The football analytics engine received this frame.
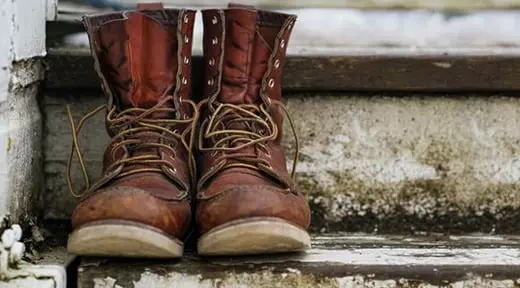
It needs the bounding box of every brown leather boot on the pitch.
[196,5,311,256]
[66,4,197,258]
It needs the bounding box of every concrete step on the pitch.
[77,234,520,288]
[0,247,72,288]
[43,87,520,234]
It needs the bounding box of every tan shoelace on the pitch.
[66,95,198,199]
[198,98,299,179]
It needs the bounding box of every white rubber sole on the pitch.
[197,217,311,256]
[67,220,183,258]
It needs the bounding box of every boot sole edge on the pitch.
[197,217,311,256]
[67,220,183,258]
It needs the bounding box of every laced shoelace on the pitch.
[66,94,199,199]
[198,98,299,180]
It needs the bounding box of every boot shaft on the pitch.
[83,7,196,111]
[75,6,198,195]
[201,7,296,105]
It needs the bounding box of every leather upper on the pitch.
[196,7,310,234]
[71,6,196,240]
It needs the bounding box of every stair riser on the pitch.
[44,92,520,233]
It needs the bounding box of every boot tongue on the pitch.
[218,8,267,105]
[215,8,277,153]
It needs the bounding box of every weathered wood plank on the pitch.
[77,235,520,288]
[46,47,520,91]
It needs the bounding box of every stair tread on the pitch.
[45,44,520,91]
[77,235,520,287]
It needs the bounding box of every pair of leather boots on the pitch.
[66,3,311,258]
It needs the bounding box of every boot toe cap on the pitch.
[71,186,191,239]
[196,184,310,234]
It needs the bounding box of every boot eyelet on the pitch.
[166,167,177,174]
[184,36,189,44]
[265,97,272,106]
[182,77,187,85]
[274,59,280,68]
[280,39,285,48]
[268,79,275,88]
[208,78,215,86]
[212,37,218,45]
[212,16,218,24]
[183,56,189,64]
[209,58,215,66]
[183,14,189,23]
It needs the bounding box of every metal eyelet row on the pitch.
[207,13,221,87]
[267,24,293,89]
[181,13,190,87]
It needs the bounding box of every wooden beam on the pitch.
[46,47,520,92]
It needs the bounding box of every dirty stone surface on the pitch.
[78,235,520,288]
[43,91,520,233]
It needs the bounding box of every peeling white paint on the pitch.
[90,259,520,288]
[94,276,121,288]
[83,236,520,288]
[92,273,520,288]
[207,248,520,266]
[0,264,66,288]
[307,248,520,266]
[133,273,212,288]
[337,276,520,288]
[0,278,56,288]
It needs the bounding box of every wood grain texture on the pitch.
[47,47,520,92]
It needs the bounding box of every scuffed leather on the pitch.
[71,186,191,238]
[197,7,310,234]
[197,183,310,234]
